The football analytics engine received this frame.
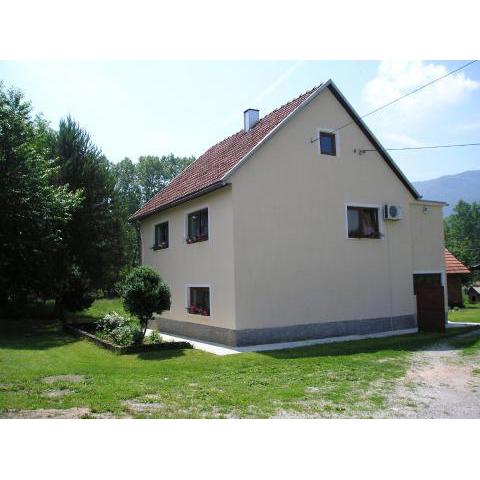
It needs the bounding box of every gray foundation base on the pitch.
[149,314,417,347]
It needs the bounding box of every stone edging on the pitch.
[64,324,192,354]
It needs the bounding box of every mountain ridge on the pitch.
[412,170,480,216]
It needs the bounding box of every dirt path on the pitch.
[381,331,480,418]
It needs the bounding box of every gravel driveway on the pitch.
[382,330,480,418]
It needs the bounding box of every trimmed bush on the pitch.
[120,266,170,342]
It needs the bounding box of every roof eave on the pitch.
[129,181,227,222]
[415,198,448,206]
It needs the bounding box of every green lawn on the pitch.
[448,300,480,324]
[67,297,129,324]
[2,299,480,418]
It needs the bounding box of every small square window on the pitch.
[187,286,210,316]
[319,131,336,156]
[347,206,381,239]
[187,208,208,243]
[154,222,169,249]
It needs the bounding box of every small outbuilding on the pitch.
[445,249,470,307]
[467,286,480,304]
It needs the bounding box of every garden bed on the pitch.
[64,324,192,354]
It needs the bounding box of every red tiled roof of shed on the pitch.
[445,248,470,275]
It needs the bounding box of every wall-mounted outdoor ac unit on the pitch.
[384,204,403,220]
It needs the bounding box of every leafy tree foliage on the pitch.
[445,200,480,282]
[112,154,194,267]
[0,84,81,309]
[136,154,193,205]
[112,157,142,214]
[121,266,170,341]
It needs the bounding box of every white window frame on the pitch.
[184,204,211,244]
[185,284,212,317]
[345,203,384,240]
[317,128,340,158]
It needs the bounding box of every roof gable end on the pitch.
[131,80,420,221]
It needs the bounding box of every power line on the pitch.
[359,142,480,153]
[335,60,478,133]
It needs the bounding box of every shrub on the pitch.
[96,311,142,346]
[121,266,170,342]
[109,323,142,346]
[96,311,126,332]
[146,329,162,344]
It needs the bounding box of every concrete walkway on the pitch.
[146,328,418,356]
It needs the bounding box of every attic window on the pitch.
[319,131,336,156]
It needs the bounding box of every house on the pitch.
[467,286,480,304]
[131,80,447,346]
[444,249,470,307]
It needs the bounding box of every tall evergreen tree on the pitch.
[50,116,125,315]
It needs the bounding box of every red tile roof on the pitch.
[445,249,470,275]
[131,86,319,220]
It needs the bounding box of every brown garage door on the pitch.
[413,273,445,332]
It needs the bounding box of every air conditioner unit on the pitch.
[384,204,403,220]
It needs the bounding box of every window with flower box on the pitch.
[187,286,210,316]
[153,221,169,249]
[186,208,208,243]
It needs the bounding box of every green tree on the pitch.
[111,154,194,268]
[50,116,126,316]
[111,158,142,267]
[112,157,142,214]
[121,266,170,341]
[0,84,81,309]
[137,154,193,204]
[445,200,480,282]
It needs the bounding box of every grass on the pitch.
[448,299,480,324]
[67,297,129,325]
[2,299,480,418]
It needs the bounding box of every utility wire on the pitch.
[334,60,478,133]
[360,142,480,153]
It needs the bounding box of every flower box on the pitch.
[186,234,208,244]
[153,241,169,250]
[187,305,210,316]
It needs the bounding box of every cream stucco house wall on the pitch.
[132,80,446,346]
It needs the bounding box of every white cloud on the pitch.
[363,61,480,116]
[382,132,425,148]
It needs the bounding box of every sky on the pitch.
[1,60,479,181]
